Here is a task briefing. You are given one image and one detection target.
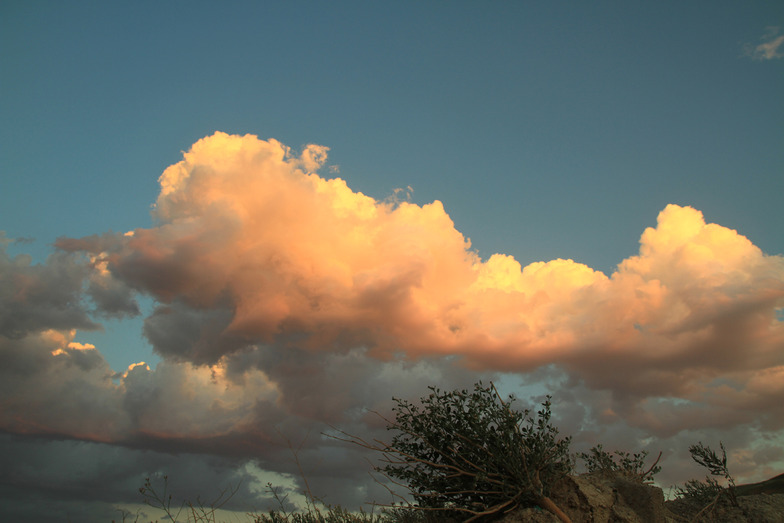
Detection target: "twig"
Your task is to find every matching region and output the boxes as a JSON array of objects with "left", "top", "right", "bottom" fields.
[
  {"left": 277, "top": 429, "right": 324, "bottom": 518},
  {"left": 639, "top": 451, "right": 662, "bottom": 482},
  {"left": 689, "top": 491, "right": 721, "bottom": 523}
]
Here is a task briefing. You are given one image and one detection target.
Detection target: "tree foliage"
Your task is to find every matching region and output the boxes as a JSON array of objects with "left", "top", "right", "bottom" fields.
[{"left": 333, "top": 382, "right": 573, "bottom": 522}]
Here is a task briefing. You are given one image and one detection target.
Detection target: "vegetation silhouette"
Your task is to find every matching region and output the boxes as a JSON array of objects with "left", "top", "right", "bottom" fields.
[{"left": 131, "top": 382, "right": 781, "bottom": 523}]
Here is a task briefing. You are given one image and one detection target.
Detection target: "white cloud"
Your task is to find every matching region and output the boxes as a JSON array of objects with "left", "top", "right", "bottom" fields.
[{"left": 744, "top": 27, "right": 784, "bottom": 60}]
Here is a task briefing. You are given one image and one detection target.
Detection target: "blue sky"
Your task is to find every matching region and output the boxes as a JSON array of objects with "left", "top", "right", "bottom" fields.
[{"left": 1, "top": 2, "right": 783, "bottom": 521}]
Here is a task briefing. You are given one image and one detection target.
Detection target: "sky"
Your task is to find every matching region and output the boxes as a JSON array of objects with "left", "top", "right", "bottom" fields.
[{"left": 1, "top": 1, "right": 783, "bottom": 521}]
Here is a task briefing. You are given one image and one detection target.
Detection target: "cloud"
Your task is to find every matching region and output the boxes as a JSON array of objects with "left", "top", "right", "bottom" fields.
[
  {"left": 0, "top": 245, "right": 101, "bottom": 339},
  {"left": 0, "top": 328, "right": 124, "bottom": 441},
  {"left": 3, "top": 132, "right": 784, "bottom": 518},
  {"left": 84, "top": 253, "right": 140, "bottom": 318},
  {"left": 744, "top": 27, "right": 784, "bottom": 60},
  {"left": 57, "top": 134, "right": 784, "bottom": 403}
]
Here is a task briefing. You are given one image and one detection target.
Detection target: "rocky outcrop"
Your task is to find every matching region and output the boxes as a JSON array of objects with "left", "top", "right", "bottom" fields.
[
  {"left": 500, "top": 474, "right": 677, "bottom": 522},
  {"left": 497, "top": 473, "right": 784, "bottom": 522}
]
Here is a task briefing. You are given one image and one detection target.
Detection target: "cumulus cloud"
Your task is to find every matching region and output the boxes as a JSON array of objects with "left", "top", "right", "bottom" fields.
[
  {"left": 57, "top": 133, "right": 784, "bottom": 404},
  {"left": 744, "top": 27, "right": 784, "bottom": 60},
  {"left": 3, "top": 132, "right": 784, "bottom": 518}
]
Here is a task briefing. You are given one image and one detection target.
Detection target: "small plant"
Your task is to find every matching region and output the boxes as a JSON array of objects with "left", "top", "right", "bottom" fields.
[
  {"left": 250, "top": 435, "right": 421, "bottom": 523},
  {"left": 686, "top": 441, "right": 738, "bottom": 507},
  {"left": 251, "top": 505, "right": 389, "bottom": 523},
  {"left": 251, "top": 482, "right": 425, "bottom": 523},
  {"left": 579, "top": 444, "right": 662, "bottom": 482},
  {"left": 139, "top": 474, "right": 240, "bottom": 523},
  {"left": 674, "top": 441, "right": 739, "bottom": 521},
  {"left": 674, "top": 478, "right": 724, "bottom": 506},
  {"left": 332, "top": 382, "right": 574, "bottom": 522},
  {"left": 112, "top": 507, "right": 141, "bottom": 523}
]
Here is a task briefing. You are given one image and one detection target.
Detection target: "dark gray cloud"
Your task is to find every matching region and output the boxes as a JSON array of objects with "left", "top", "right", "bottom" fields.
[
  {"left": 142, "top": 302, "right": 251, "bottom": 364},
  {"left": 0, "top": 246, "right": 99, "bottom": 338}
]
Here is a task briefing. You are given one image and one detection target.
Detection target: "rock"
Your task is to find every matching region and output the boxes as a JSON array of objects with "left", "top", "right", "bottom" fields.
[
  {"left": 499, "top": 473, "right": 678, "bottom": 523},
  {"left": 665, "top": 492, "right": 784, "bottom": 522},
  {"left": 472, "top": 473, "right": 784, "bottom": 522},
  {"left": 736, "top": 494, "right": 784, "bottom": 522},
  {"left": 611, "top": 476, "right": 670, "bottom": 522}
]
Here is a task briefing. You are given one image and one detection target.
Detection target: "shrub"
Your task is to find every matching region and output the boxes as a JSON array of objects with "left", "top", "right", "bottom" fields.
[
  {"left": 674, "top": 478, "right": 724, "bottom": 506},
  {"left": 333, "top": 382, "right": 574, "bottom": 522},
  {"left": 675, "top": 441, "right": 739, "bottom": 521},
  {"left": 685, "top": 441, "right": 738, "bottom": 507},
  {"left": 579, "top": 444, "right": 661, "bottom": 482}
]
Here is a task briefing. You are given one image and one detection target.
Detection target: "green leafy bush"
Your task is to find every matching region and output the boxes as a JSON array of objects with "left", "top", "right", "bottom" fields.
[
  {"left": 334, "top": 382, "right": 574, "bottom": 522},
  {"left": 579, "top": 444, "right": 661, "bottom": 482}
]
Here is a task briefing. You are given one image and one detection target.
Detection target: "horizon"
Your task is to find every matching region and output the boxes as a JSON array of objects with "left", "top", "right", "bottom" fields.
[{"left": 1, "top": 2, "right": 783, "bottom": 521}]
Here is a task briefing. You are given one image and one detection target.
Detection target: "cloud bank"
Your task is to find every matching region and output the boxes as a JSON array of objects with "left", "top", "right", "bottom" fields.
[{"left": 2, "top": 132, "right": 783, "bottom": 520}]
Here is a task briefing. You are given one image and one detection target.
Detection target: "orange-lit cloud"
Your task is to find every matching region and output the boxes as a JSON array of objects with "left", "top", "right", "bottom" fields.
[{"left": 58, "top": 134, "right": 783, "bottom": 394}]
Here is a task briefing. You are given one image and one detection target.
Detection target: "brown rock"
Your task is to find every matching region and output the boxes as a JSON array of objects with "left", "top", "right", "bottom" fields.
[
  {"left": 736, "top": 494, "right": 784, "bottom": 522},
  {"left": 498, "top": 473, "right": 784, "bottom": 522},
  {"left": 665, "top": 492, "right": 784, "bottom": 522},
  {"left": 499, "top": 473, "right": 677, "bottom": 523}
]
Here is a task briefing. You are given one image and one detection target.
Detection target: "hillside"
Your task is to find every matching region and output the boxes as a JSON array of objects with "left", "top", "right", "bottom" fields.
[{"left": 735, "top": 473, "right": 784, "bottom": 497}]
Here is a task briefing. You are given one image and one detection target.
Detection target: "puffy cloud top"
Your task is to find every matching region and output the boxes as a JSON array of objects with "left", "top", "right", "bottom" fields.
[{"left": 57, "top": 133, "right": 784, "bottom": 392}]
